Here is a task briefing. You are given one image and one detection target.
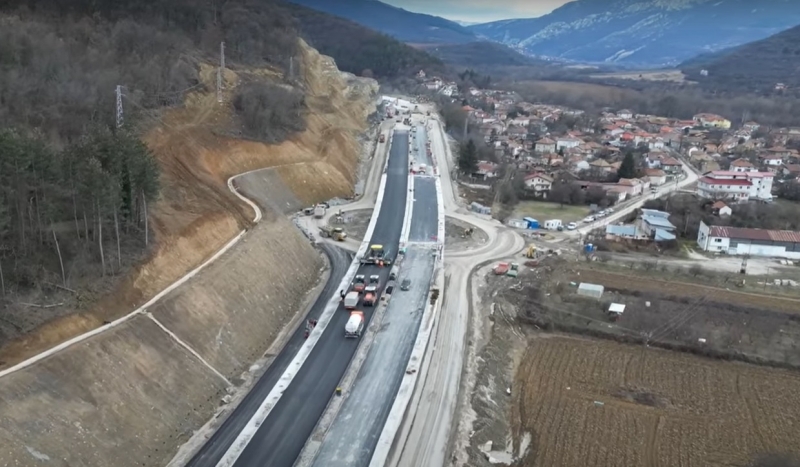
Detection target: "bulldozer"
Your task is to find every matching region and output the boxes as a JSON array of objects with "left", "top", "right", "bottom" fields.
[{"left": 319, "top": 226, "right": 347, "bottom": 241}]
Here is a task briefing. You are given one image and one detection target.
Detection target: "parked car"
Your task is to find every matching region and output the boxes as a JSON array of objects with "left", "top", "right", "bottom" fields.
[
  {"left": 567, "top": 222, "right": 578, "bottom": 230},
  {"left": 400, "top": 279, "right": 411, "bottom": 291},
  {"left": 583, "top": 216, "right": 596, "bottom": 223}
]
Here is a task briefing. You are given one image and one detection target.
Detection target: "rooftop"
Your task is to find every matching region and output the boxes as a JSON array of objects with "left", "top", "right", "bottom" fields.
[
  {"left": 707, "top": 225, "right": 800, "bottom": 243},
  {"left": 699, "top": 177, "right": 752, "bottom": 186}
]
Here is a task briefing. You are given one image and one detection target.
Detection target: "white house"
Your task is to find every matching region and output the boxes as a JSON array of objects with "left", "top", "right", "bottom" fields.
[
  {"left": 556, "top": 137, "right": 581, "bottom": 151},
  {"left": 617, "top": 109, "right": 633, "bottom": 119},
  {"left": 509, "top": 117, "right": 531, "bottom": 126},
  {"left": 697, "top": 222, "right": 800, "bottom": 259},
  {"left": 524, "top": 173, "right": 553, "bottom": 195},
  {"left": 730, "top": 158, "right": 756, "bottom": 172},
  {"left": 535, "top": 137, "right": 556, "bottom": 153},
  {"left": 696, "top": 170, "right": 773, "bottom": 202},
  {"left": 648, "top": 138, "right": 665, "bottom": 150},
  {"left": 644, "top": 168, "right": 667, "bottom": 186}
]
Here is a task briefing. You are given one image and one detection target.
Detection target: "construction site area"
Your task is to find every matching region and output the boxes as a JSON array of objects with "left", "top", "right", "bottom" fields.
[{"left": 457, "top": 249, "right": 800, "bottom": 467}]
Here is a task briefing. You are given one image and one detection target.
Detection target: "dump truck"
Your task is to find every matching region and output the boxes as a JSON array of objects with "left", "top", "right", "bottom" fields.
[
  {"left": 352, "top": 274, "right": 367, "bottom": 293},
  {"left": 344, "top": 291, "right": 360, "bottom": 309},
  {"left": 314, "top": 204, "right": 326, "bottom": 218},
  {"left": 379, "top": 133, "right": 386, "bottom": 143},
  {"left": 319, "top": 226, "right": 346, "bottom": 241},
  {"left": 493, "top": 263, "right": 509, "bottom": 275},
  {"left": 345, "top": 311, "right": 365, "bottom": 338},
  {"left": 361, "top": 244, "right": 390, "bottom": 265},
  {"left": 362, "top": 285, "right": 377, "bottom": 306}
]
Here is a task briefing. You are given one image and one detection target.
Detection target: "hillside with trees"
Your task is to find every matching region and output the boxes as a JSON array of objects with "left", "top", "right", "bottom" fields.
[
  {"left": 681, "top": 24, "right": 800, "bottom": 96},
  {"left": 426, "top": 41, "right": 546, "bottom": 69}
]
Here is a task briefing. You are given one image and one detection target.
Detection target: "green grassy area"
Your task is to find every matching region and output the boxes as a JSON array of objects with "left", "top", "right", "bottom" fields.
[{"left": 513, "top": 201, "right": 589, "bottom": 223}]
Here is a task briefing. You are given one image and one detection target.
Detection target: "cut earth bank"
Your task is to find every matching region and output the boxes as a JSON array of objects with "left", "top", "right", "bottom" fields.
[{"left": 0, "top": 39, "right": 379, "bottom": 467}]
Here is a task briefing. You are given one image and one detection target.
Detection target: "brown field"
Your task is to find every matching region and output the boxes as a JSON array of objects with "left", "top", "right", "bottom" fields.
[
  {"left": 512, "top": 336, "right": 800, "bottom": 467},
  {"left": 573, "top": 268, "right": 800, "bottom": 314},
  {"left": 590, "top": 69, "right": 690, "bottom": 83},
  {"left": 514, "top": 80, "right": 644, "bottom": 100}
]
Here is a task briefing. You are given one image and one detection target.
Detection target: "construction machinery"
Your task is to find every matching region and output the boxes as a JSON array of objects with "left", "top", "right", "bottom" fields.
[
  {"left": 361, "top": 244, "right": 391, "bottom": 266},
  {"left": 362, "top": 285, "right": 377, "bottom": 306},
  {"left": 461, "top": 228, "right": 473, "bottom": 238},
  {"left": 344, "top": 291, "right": 360, "bottom": 309},
  {"left": 525, "top": 245, "right": 537, "bottom": 258},
  {"left": 313, "top": 204, "right": 326, "bottom": 219},
  {"left": 344, "top": 311, "right": 365, "bottom": 338},
  {"left": 352, "top": 274, "right": 367, "bottom": 293},
  {"left": 319, "top": 226, "right": 347, "bottom": 241}
]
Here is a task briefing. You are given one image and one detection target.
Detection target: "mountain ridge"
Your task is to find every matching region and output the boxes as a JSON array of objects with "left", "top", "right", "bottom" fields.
[
  {"left": 287, "top": 0, "right": 477, "bottom": 44},
  {"left": 469, "top": 0, "right": 800, "bottom": 67}
]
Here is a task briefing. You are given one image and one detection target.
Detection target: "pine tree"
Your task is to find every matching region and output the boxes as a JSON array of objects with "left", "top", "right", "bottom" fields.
[
  {"left": 617, "top": 152, "right": 637, "bottom": 180},
  {"left": 458, "top": 139, "right": 479, "bottom": 174}
]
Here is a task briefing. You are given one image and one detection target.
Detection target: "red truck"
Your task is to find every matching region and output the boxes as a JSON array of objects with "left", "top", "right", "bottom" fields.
[
  {"left": 379, "top": 134, "right": 386, "bottom": 143},
  {"left": 362, "top": 285, "right": 377, "bottom": 306}
]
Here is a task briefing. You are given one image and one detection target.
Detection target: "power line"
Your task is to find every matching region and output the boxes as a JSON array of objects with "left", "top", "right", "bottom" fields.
[{"left": 217, "top": 41, "right": 225, "bottom": 103}]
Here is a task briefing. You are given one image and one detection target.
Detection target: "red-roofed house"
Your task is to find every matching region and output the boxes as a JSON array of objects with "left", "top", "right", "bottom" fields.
[
  {"left": 710, "top": 201, "right": 732, "bottom": 217},
  {"left": 730, "top": 158, "right": 755, "bottom": 172},
  {"left": 524, "top": 173, "right": 553, "bottom": 195},
  {"left": 535, "top": 137, "right": 556, "bottom": 153},
  {"left": 696, "top": 170, "right": 773, "bottom": 201},
  {"left": 473, "top": 161, "right": 498, "bottom": 180},
  {"left": 644, "top": 168, "right": 667, "bottom": 186},
  {"left": 697, "top": 221, "right": 800, "bottom": 259}
]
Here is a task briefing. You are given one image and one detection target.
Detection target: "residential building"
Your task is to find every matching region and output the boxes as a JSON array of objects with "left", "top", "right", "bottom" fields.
[
  {"left": 644, "top": 168, "right": 667, "bottom": 186},
  {"left": 696, "top": 170, "right": 774, "bottom": 202},
  {"left": 535, "top": 137, "right": 556, "bottom": 153},
  {"left": 524, "top": 173, "right": 553, "bottom": 195},
  {"left": 783, "top": 164, "right": 800, "bottom": 177},
  {"left": 730, "top": 158, "right": 755, "bottom": 172},
  {"left": 660, "top": 156, "right": 683, "bottom": 175},
  {"left": 556, "top": 137, "right": 581, "bottom": 151},
  {"left": 617, "top": 109, "right": 633, "bottom": 119},
  {"left": 711, "top": 201, "right": 732, "bottom": 217},
  {"left": 589, "top": 159, "right": 613, "bottom": 173},
  {"left": 693, "top": 113, "right": 732, "bottom": 129},
  {"left": 615, "top": 178, "right": 649, "bottom": 196},
  {"left": 605, "top": 224, "right": 643, "bottom": 240},
  {"left": 473, "top": 161, "right": 498, "bottom": 180},
  {"left": 637, "top": 209, "right": 677, "bottom": 241},
  {"left": 697, "top": 222, "right": 800, "bottom": 259}
]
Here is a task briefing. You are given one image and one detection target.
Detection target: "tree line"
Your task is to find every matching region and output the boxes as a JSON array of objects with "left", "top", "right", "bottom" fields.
[{"left": 0, "top": 128, "right": 158, "bottom": 295}]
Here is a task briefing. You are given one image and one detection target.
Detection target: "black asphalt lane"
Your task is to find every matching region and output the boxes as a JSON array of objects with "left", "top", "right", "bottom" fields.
[
  {"left": 185, "top": 243, "right": 352, "bottom": 466},
  {"left": 408, "top": 177, "right": 439, "bottom": 243},
  {"left": 226, "top": 131, "right": 410, "bottom": 467}
]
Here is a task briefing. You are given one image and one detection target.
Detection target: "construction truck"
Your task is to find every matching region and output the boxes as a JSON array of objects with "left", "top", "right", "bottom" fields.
[
  {"left": 345, "top": 311, "right": 365, "bottom": 338},
  {"left": 344, "top": 291, "right": 360, "bottom": 309},
  {"left": 352, "top": 274, "right": 367, "bottom": 293},
  {"left": 319, "top": 226, "right": 347, "bottom": 241},
  {"left": 361, "top": 244, "right": 390, "bottom": 266},
  {"left": 362, "top": 285, "right": 377, "bottom": 306},
  {"left": 314, "top": 204, "right": 326, "bottom": 219}
]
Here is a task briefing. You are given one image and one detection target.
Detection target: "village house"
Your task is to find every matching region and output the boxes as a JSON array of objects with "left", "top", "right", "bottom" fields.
[
  {"left": 556, "top": 136, "right": 582, "bottom": 151},
  {"left": 783, "top": 164, "right": 800, "bottom": 177},
  {"left": 535, "top": 137, "right": 556, "bottom": 153},
  {"left": 637, "top": 209, "right": 677, "bottom": 241},
  {"left": 730, "top": 158, "right": 755, "bottom": 172},
  {"left": 697, "top": 222, "right": 800, "bottom": 259},
  {"left": 524, "top": 173, "right": 553, "bottom": 196},
  {"left": 711, "top": 201, "right": 732, "bottom": 217},
  {"left": 660, "top": 156, "right": 683, "bottom": 175},
  {"left": 589, "top": 159, "right": 614, "bottom": 173},
  {"left": 473, "top": 161, "right": 498, "bottom": 180},
  {"left": 696, "top": 170, "right": 774, "bottom": 202},
  {"left": 614, "top": 178, "right": 650, "bottom": 197},
  {"left": 693, "top": 113, "right": 732, "bottom": 129},
  {"left": 644, "top": 168, "right": 667, "bottom": 186},
  {"left": 617, "top": 109, "right": 633, "bottom": 119}
]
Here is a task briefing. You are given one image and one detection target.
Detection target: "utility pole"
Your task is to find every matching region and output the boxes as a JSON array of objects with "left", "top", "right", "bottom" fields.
[
  {"left": 115, "top": 85, "right": 124, "bottom": 128},
  {"left": 217, "top": 41, "right": 225, "bottom": 103},
  {"left": 462, "top": 117, "right": 468, "bottom": 140},
  {"left": 289, "top": 56, "right": 294, "bottom": 81}
]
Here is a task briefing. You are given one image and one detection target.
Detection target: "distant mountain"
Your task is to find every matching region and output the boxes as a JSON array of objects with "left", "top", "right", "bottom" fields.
[
  {"left": 287, "top": 0, "right": 477, "bottom": 44},
  {"left": 468, "top": 0, "right": 800, "bottom": 67},
  {"left": 681, "top": 24, "right": 800, "bottom": 95},
  {"left": 426, "top": 42, "right": 543, "bottom": 68}
]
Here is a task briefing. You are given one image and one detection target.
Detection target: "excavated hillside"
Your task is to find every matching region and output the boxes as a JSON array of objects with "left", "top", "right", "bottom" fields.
[
  {"left": 0, "top": 39, "right": 378, "bottom": 466},
  {"left": 0, "top": 39, "right": 378, "bottom": 368}
]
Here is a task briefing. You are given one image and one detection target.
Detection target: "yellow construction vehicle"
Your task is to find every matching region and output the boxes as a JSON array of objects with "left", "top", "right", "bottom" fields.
[
  {"left": 319, "top": 226, "right": 347, "bottom": 241},
  {"left": 525, "top": 244, "right": 537, "bottom": 258}
]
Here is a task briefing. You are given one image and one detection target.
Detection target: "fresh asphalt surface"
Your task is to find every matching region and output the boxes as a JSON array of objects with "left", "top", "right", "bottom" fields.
[
  {"left": 312, "top": 148, "right": 439, "bottom": 466},
  {"left": 203, "top": 131, "right": 409, "bottom": 467},
  {"left": 185, "top": 243, "right": 352, "bottom": 466}
]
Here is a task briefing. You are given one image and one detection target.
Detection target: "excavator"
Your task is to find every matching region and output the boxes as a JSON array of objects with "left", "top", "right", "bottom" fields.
[{"left": 524, "top": 244, "right": 537, "bottom": 259}]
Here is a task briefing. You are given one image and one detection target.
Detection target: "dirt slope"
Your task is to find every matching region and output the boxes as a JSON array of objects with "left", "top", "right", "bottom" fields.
[
  {"left": 0, "top": 39, "right": 377, "bottom": 466},
  {"left": 0, "top": 39, "right": 378, "bottom": 368}
]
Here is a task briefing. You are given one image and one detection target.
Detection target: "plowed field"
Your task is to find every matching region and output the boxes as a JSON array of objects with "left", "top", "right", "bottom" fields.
[{"left": 513, "top": 337, "right": 800, "bottom": 467}]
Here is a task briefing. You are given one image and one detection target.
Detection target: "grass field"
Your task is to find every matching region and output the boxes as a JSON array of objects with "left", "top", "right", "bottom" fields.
[
  {"left": 512, "top": 336, "right": 800, "bottom": 467},
  {"left": 589, "top": 69, "right": 690, "bottom": 83},
  {"left": 514, "top": 201, "right": 589, "bottom": 223}
]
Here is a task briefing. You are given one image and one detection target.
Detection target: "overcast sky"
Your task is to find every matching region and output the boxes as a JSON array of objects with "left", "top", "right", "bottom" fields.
[{"left": 382, "top": 0, "right": 573, "bottom": 23}]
